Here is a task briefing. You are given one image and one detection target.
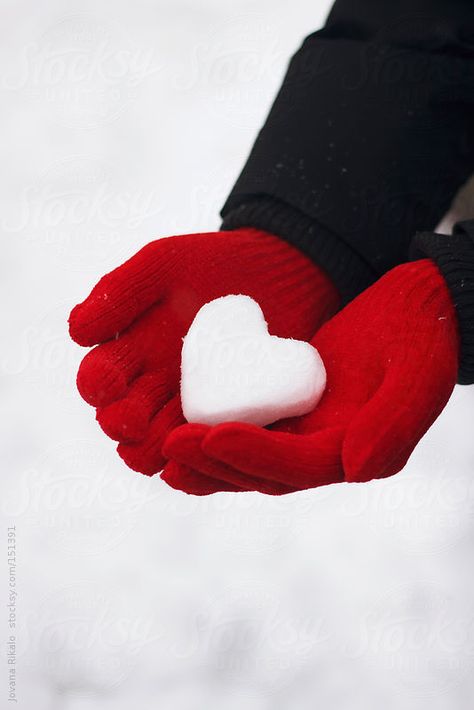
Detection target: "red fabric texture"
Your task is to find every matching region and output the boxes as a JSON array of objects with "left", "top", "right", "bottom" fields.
[
  {"left": 161, "top": 260, "right": 460, "bottom": 494},
  {"left": 69, "top": 228, "right": 340, "bottom": 481}
]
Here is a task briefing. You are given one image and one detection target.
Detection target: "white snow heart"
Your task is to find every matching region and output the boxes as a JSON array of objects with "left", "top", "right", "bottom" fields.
[{"left": 180, "top": 295, "right": 327, "bottom": 427}]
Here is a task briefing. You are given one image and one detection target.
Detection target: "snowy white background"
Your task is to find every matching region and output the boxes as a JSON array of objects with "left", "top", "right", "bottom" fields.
[{"left": 2, "top": 0, "right": 474, "bottom": 708}]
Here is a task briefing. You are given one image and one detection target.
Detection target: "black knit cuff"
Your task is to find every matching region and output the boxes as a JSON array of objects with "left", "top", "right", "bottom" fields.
[
  {"left": 221, "top": 196, "right": 376, "bottom": 304},
  {"left": 410, "top": 221, "right": 474, "bottom": 385}
]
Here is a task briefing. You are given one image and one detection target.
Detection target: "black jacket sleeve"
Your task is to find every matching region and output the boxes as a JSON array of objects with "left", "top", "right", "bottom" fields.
[
  {"left": 220, "top": 0, "right": 474, "bottom": 304},
  {"left": 411, "top": 220, "right": 474, "bottom": 384}
]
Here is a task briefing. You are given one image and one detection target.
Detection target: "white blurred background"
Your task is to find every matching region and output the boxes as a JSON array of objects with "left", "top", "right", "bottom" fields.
[{"left": 2, "top": 1, "right": 474, "bottom": 708}]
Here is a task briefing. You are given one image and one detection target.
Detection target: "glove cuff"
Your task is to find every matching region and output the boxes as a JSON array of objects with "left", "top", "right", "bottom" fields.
[
  {"left": 410, "top": 221, "right": 474, "bottom": 385},
  {"left": 221, "top": 196, "right": 376, "bottom": 304}
]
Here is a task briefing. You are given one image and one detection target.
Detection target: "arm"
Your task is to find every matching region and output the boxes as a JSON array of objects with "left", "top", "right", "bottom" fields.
[{"left": 221, "top": 0, "right": 474, "bottom": 302}]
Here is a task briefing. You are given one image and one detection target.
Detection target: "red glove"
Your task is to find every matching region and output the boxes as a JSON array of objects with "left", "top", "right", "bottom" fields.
[
  {"left": 162, "top": 259, "right": 460, "bottom": 494},
  {"left": 69, "top": 228, "right": 340, "bottom": 486}
]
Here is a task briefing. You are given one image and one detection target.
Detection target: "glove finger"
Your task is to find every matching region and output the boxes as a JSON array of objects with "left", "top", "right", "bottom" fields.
[
  {"left": 163, "top": 424, "right": 297, "bottom": 494},
  {"left": 76, "top": 337, "right": 144, "bottom": 407},
  {"left": 96, "top": 369, "right": 177, "bottom": 443},
  {"left": 118, "top": 395, "right": 184, "bottom": 476},
  {"left": 343, "top": 360, "right": 456, "bottom": 483},
  {"left": 69, "top": 239, "right": 174, "bottom": 346},
  {"left": 161, "top": 460, "right": 245, "bottom": 495},
  {"left": 201, "top": 422, "right": 345, "bottom": 490}
]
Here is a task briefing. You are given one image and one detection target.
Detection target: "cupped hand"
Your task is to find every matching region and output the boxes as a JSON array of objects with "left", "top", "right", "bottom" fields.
[
  {"left": 162, "top": 260, "right": 459, "bottom": 494},
  {"left": 69, "top": 228, "right": 339, "bottom": 476}
]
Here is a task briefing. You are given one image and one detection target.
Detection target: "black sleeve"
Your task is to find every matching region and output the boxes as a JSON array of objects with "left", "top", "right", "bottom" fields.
[
  {"left": 411, "top": 221, "right": 474, "bottom": 385},
  {"left": 220, "top": 0, "right": 474, "bottom": 303}
]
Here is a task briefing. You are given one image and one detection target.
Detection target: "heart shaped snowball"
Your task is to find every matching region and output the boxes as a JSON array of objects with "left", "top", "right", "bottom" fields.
[{"left": 180, "top": 295, "right": 326, "bottom": 427}]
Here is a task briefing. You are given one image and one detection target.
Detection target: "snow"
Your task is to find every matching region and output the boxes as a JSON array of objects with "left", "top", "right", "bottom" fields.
[
  {"left": 181, "top": 295, "right": 326, "bottom": 426},
  {"left": 1, "top": 0, "right": 474, "bottom": 708}
]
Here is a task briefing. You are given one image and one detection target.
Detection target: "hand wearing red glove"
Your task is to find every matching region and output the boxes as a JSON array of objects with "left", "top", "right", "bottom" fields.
[
  {"left": 69, "top": 228, "right": 340, "bottom": 490},
  {"left": 162, "top": 259, "right": 460, "bottom": 494}
]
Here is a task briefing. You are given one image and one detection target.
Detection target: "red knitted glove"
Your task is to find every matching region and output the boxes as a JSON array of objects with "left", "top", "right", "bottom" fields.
[
  {"left": 162, "top": 259, "right": 460, "bottom": 494},
  {"left": 69, "top": 228, "right": 340, "bottom": 485}
]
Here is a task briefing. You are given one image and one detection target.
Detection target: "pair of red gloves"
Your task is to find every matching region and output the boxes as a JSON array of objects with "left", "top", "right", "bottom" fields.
[{"left": 69, "top": 227, "right": 459, "bottom": 495}]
